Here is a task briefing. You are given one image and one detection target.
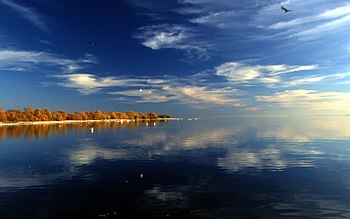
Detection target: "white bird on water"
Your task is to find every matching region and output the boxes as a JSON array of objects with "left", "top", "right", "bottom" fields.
[{"left": 90, "top": 127, "right": 94, "bottom": 133}]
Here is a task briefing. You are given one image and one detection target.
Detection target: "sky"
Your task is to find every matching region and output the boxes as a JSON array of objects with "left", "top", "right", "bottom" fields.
[{"left": 1, "top": 0, "right": 350, "bottom": 116}]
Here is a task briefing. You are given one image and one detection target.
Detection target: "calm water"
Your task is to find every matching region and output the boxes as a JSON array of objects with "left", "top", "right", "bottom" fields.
[{"left": 1, "top": 117, "right": 350, "bottom": 218}]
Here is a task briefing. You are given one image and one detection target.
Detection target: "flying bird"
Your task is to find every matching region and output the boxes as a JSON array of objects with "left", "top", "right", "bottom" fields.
[
  {"left": 87, "top": 41, "right": 97, "bottom": 46},
  {"left": 281, "top": 6, "right": 292, "bottom": 13}
]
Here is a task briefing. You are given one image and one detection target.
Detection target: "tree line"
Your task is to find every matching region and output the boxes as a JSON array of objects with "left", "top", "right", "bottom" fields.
[{"left": 0, "top": 107, "right": 171, "bottom": 123}]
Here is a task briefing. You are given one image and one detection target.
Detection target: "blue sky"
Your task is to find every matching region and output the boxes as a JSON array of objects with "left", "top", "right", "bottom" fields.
[{"left": 1, "top": 0, "right": 350, "bottom": 116}]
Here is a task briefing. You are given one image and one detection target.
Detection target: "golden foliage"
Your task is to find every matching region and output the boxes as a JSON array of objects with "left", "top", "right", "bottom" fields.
[{"left": 0, "top": 107, "right": 171, "bottom": 123}]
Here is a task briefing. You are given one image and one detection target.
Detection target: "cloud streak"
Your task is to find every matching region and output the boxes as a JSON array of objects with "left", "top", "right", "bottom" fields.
[
  {"left": 47, "top": 72, "right": 244, "bottom": 108},
  {"left": 264, "top": 2, "right": 350, "bottom": 40},
  {"left": 135, "top": 24, "right": 210, "bottom": 59},
  {"left": 52, "top": 74, "right": 147, "bottom": 95},
  {"left": 137, "top": 24, "right": 186, "bottom": 50},
  {"left": 46, "top": 58, "right": 350, "bottom": 112},
  {"left": 256, "top": 89, "right": 350, "bottom": 112},
  {"left": 1, "top": 0, "right": 48, "bottom": 32},
  {"left": 0, "top": 49, "right": 97, "bottom": 72},
  {"left": 215, "top": 61, "right": 318, "bottom": 86}
]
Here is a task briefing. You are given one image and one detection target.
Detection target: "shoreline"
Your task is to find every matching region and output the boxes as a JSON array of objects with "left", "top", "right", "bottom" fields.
[{"left": 0, "top": 118, "right": 181, "bottom": 127}]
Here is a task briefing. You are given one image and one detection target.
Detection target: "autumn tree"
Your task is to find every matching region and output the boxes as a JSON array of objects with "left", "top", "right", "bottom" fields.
[
  {"left": 33, "top": 108, "right": 52, "bottom": 121},
  {"left": 52, "top": 111, "right": 64, "bottom": 121},
  {"left": 91, "top": 110, "right": 105, "bottom": 120},
  {"left": 0, "top": 108, "right": 7, "bottom": 122},
  {"left": 0, "top": 107, "right": 170, "bottom": 122},
  {"left": 126, "top": 111, "right": 141, "bottom": 120},
  {"left": 5, "top": 110, "right": 19, "bottom": 122},
  {"left": 148, "top": 112, "right": 159, "bottom": 120},
  {"left": 108, "top": 112, "right": 118, "bottom": 119},
  {"left": 68, "top": 112, "right": 83, "bottom": 120},
  {"left": 159, "top": 114, "right": 171, "bottom": 118},
  {"left": 139, "top": 112, "right": 149, "bottom": 120}
]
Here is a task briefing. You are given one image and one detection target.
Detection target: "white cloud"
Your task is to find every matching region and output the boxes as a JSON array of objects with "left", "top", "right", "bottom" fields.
[
  {"left": 319, "top": 3, "right": 350, "bottom": 19},
  {"left": 176, "top": 86, "right": 243, "bottom": 107},
  {"left": 53, "top": 74, "right": 147, "bottom": 95},
  {"left": 139, "top": 25, "right": 186, "bottom": 50},
  {"left": 135, "top": 24, "right": 210, "bottom": 59},
  {"left": 337, "top": 80, "right": 350, "bottom": 85},
  {"left": 293, "top": 14, "right": 350, "bottom": 39},
  {"left": 190, "top": 10, "right": 242, "bottom": 28},
  {"left": 110, "top": 89, "right": 170, "bottom": 103},
  {"left": 265, "top": 2, "right": 350, "bottom": 40},
  {"left": 215, "top": 61, "right": 317, "bottom": 85},
  {"left": 111, "top": 84, "right": 243, "bottom": 107},
  {"left": 269, "top": 16, "right": 316, "bottom": 30},
  {"left": 216, "top": 62, "right": 261, "bottom": 81},
  {"left": 214, "top": 61, "right": 350, "bottom": 89},
  {"left": 285, "top": 76, "right": 326, "bottom": 86},
  {"left": 1, "top": 0, "right": 48, "bottom": 32},
  {"left": 283, "top": 72, "right": 350, "bottom": 87},
  {"left": 256, "top": 89, "right": 350, "bottom": 112},
  {"left": 0, "top": 49, "right": 97, "bottom": 72},
  {"left": 49, "top": 72, "right": 244, "bottom": 107}
]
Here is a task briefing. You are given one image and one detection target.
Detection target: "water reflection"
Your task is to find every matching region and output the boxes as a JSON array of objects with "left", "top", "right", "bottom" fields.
[
  {"left": 256, "top": 116, "right": 350, "bottom": 142},
  {"left": 0, "top": 120, "right": 164, "bottom": 140},
  {"left": 1, "top": 117, "right": 350, "bottom": 218},
  {"left": 217, "top": 143, "right": 323, "bottom": 172},
  {"left": 68, "top": 141, "right": 127, "bottom": 166}
]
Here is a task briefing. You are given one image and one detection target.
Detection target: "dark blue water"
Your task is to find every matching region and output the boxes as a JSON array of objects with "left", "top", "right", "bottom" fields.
[{"left": 1, "top": 117, "right": 350, "bottom": 218}]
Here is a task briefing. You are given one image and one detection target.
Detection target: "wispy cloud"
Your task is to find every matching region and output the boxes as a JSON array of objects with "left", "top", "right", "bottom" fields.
[
  {"left": 0, "top": 49, "right": 97, "bottom": 72},
  {"left": 130, "top": 0, "right": 350, "bottom": 65},
  {"left": 285, "top": 72, "right": 350, "bottom": 86},
  {"left": 190, "top": 10, "right": 242, "bottom": 28},
  {"left": 51, "top": 74, "right": 147, "bottom": 95},
  {"left": 137, "top": 24, "right": 186, "bottom": 50},
  {"left": 134, "top": 24, "right": 210, "bottom": 59},
  {"left": 47, "top": 73, "right": 244, "bottom": 108},
  {"left": 164, "top": 85, "right": 242, "bottom": 107},
  {"left": 264, "top": 2, "right": 350, "bottom": 40},
  {"left": 337, "top": 80, "right": 350, "bottom": 85},
  {"left": 256, "top": 89, "right": 350, "bottom": 112},
  {"left": 215, "top": 61, "right": 318, "bottom": 86},
  {"left": 214, "top": 61, "right": 350, "bottom": 90},
  {"left": 1, "top": 0, "right": 48, "bottom": 32}
]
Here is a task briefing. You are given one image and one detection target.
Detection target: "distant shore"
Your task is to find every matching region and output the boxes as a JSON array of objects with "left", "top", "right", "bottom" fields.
[{"left": 0, "top": 118, "right": 180, "bottom": 127}]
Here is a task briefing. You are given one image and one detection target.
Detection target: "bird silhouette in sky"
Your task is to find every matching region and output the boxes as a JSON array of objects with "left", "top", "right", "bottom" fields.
[
  {"left": 87, "top": 41, "right": 97, "bottom": 46},
  {"left": 281, "top": 6, "right": 292, "bottom": 13}
]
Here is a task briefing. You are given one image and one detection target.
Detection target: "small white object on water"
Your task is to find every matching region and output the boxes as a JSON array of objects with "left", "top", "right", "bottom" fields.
[
  {"left": 140, "top": 173, "right": 143, "bottom": 179},
  {"left": 139, "top": 89, "right": 143, "bottom": 92},
  {"left": 90, "top": 127, "right": 94, "bottom": 133}
]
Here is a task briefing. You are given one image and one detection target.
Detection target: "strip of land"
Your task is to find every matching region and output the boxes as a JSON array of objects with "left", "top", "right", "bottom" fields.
[{"left": 0, "top": 118, "right": 180, "bottom": 127}]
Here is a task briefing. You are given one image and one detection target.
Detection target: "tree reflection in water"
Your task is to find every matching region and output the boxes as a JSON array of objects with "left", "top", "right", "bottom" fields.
[{"left": 0, "top": 120, "right": 168, "bottom": 140}]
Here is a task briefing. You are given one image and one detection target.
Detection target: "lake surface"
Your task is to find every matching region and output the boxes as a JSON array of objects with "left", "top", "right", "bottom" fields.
[{"left": 1, "top": 116, "right": 350, "bottom": 218}]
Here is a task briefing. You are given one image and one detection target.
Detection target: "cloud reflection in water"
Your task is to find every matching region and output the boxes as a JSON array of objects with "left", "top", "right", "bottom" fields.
[
  {"left": 1, "top": 117, "right": 350, "bottom": 190},
  {"left": 1, "top": 117, "right": 350, "bottom": 218}
]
